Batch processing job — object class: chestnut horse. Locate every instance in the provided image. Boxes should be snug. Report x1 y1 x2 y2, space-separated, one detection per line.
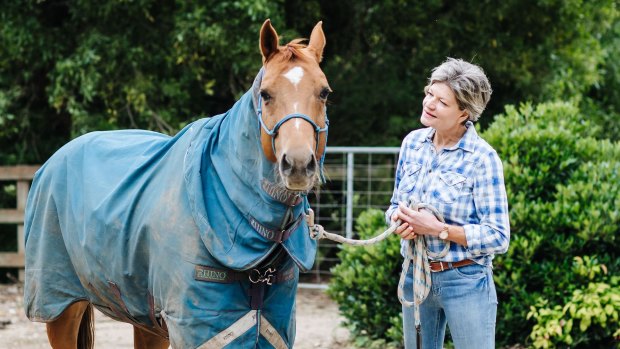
24 20 330 348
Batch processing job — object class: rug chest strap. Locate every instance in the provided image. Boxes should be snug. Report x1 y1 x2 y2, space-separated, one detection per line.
195 265 294 312
249 214 304 243
194 265 295 285
261 179 303 206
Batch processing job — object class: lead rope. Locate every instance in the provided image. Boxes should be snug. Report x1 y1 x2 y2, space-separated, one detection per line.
309 200 450 349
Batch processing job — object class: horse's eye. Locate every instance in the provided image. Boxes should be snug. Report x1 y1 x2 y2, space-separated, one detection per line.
319 87 331 100
260 90 272 102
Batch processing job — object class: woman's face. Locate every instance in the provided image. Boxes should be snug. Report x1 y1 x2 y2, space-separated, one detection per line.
420 82 468 132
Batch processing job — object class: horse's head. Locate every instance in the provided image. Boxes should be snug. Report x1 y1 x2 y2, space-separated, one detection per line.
258 19 330 192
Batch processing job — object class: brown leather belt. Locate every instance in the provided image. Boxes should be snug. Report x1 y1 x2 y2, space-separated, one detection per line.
429 259 476 272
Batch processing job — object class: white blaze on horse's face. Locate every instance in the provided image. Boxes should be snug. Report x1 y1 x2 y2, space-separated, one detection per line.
283 66 304 89
259 20 330 191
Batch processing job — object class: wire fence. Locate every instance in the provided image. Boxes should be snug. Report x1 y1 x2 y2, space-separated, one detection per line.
301 147 400 286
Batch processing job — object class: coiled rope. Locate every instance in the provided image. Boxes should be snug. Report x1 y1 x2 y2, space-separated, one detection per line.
309 200 451 333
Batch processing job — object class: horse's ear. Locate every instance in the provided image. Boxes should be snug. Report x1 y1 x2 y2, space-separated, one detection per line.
260 19 279 62
308 21 326 63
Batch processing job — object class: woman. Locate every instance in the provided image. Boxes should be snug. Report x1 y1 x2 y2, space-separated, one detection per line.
385 58 510 349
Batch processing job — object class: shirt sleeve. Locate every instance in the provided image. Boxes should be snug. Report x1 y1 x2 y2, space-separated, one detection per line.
463 150 510 256
385 137 408 226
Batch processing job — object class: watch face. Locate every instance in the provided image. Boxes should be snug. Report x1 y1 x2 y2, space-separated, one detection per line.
439 230 449 239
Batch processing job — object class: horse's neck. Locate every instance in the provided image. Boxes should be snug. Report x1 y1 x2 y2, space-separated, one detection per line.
203 72 293 231
218 90 275 182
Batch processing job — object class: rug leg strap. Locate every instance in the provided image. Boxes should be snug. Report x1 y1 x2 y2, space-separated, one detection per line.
197 311 257 348
196 310 289 349
260 314 288 349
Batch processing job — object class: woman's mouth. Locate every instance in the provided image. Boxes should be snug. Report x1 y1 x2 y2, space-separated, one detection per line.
423 110 436 118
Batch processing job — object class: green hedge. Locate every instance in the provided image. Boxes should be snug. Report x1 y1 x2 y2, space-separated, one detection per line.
485 101 620 348
327 209 403 349
329 100 620 348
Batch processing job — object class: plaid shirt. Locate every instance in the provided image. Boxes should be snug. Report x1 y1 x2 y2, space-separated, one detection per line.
385 121 510 265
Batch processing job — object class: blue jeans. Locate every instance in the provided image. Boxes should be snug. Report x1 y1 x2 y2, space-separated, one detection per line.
402 262 498 349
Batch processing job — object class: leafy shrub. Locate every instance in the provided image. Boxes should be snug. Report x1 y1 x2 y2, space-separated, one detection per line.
527 262 620 348
483 100 620 347
327 209 403 348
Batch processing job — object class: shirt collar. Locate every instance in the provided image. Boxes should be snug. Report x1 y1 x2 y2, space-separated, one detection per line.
421 121 477 153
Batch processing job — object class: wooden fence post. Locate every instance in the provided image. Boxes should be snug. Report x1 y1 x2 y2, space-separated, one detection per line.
0 165 40 281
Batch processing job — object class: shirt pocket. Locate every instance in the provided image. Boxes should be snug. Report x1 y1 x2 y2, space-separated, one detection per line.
434 171 467 204
398 162 422 194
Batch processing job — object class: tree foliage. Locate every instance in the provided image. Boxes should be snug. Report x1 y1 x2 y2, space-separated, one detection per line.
315 0 618 144
0 0 285 164
0 0 618 164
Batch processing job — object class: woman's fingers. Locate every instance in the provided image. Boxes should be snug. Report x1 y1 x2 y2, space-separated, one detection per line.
391 212 399 222
402 228 416 240
398 202 416 215
393 204 419 239
397 203 419 222
395 222 416 240
395 222 408 235
396 209 415 225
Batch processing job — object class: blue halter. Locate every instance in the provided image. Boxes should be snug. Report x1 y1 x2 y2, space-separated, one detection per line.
256 94 329 182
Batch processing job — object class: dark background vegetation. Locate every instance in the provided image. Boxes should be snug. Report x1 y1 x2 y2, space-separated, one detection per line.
1 0 618 165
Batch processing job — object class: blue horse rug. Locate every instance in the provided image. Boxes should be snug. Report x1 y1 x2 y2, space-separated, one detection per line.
24 69 318 348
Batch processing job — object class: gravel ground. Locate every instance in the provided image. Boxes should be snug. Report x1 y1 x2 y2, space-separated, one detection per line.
0 283 352 348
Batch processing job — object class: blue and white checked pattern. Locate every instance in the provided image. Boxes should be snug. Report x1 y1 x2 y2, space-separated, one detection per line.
385 121 510 265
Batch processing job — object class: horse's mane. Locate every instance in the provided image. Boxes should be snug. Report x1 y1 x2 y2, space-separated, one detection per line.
268 39 314 63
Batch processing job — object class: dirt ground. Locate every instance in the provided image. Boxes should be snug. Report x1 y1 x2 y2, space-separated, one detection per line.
0 283 352 349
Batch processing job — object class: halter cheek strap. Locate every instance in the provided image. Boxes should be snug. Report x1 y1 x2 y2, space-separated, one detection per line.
256 95 329 182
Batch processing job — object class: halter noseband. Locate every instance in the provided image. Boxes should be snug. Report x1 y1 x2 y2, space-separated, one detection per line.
256 94 329 181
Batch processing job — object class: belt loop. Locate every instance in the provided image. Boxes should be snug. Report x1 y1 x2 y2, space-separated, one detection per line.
440 262 445 272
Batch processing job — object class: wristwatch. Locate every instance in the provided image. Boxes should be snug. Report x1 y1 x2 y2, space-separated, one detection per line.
439 224 449 240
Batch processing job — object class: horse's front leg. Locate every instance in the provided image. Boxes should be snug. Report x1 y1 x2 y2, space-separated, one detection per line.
134 326 170 349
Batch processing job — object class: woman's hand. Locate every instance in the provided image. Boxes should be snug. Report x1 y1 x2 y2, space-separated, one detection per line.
396 202 443 237
391 210 417 240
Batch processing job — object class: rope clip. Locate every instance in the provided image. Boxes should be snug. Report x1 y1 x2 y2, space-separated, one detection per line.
249 267 276 285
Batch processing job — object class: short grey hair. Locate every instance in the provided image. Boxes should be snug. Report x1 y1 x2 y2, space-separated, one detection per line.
424 58 492 122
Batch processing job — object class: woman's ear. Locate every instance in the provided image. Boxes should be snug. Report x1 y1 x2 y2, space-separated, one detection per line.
459 111 470 124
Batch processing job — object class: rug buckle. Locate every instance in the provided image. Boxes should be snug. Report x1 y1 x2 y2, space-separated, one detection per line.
249 267 277 285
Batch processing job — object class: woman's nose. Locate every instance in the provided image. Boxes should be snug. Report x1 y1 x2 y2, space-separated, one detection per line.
426 98 437 109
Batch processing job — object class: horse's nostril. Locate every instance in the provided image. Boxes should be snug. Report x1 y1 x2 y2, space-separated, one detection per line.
281 152 316 181
305 156 317 177
280 153 293 176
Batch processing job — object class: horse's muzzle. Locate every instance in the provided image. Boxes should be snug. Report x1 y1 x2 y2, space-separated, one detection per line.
280 152 317 191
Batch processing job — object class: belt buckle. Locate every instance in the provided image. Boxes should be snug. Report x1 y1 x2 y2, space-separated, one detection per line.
430 261 444 273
